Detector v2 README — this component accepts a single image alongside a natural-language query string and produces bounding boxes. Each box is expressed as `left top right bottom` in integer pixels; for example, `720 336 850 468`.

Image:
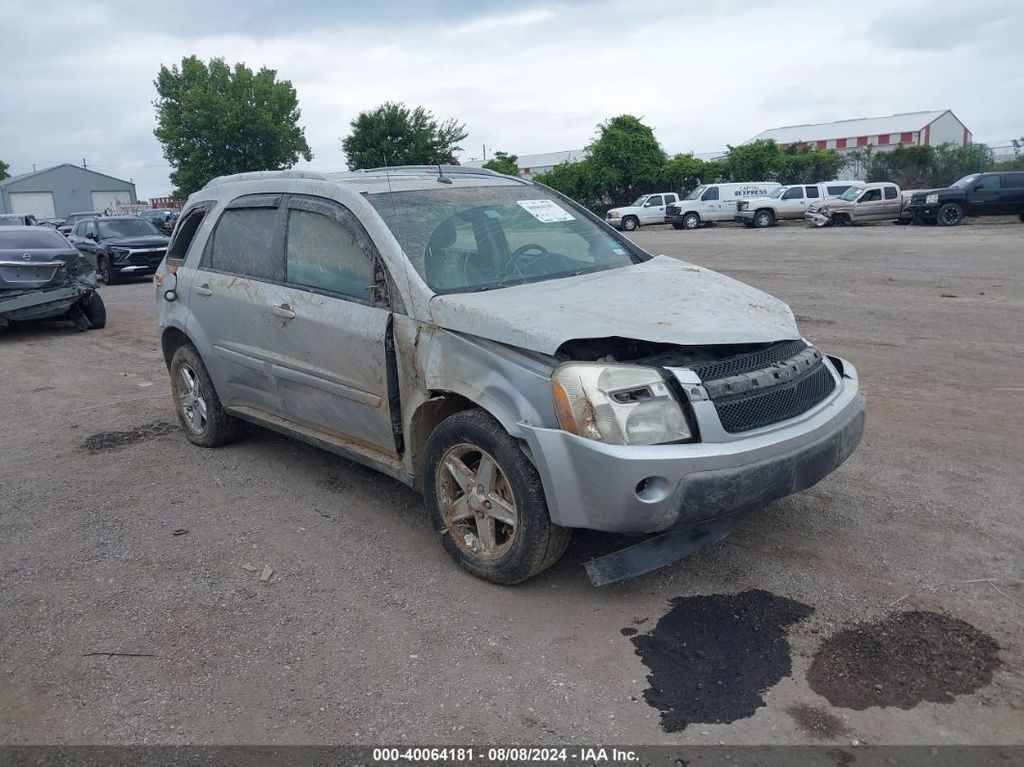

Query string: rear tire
682 212 701 230
936 203 964 226
753 209 775 228
621 216 639 232
424 408 571 585
169 344 243 447
80 291 106 329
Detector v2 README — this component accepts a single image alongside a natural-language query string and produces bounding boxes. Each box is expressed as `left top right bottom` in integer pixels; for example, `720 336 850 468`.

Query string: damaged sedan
154 166 865 585
0 226 105 331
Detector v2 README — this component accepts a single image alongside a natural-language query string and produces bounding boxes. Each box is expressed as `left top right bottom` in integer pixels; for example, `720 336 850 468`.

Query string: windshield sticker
483 209 501 219
516 199 575 223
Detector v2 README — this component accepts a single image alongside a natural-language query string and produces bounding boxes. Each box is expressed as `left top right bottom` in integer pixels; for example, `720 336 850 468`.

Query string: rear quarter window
1002 173 1024 188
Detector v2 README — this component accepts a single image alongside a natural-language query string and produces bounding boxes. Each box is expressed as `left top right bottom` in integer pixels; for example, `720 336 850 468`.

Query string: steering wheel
510 243 550 260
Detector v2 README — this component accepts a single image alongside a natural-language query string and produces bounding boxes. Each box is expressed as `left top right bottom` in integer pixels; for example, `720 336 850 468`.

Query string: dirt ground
1 219 1022 746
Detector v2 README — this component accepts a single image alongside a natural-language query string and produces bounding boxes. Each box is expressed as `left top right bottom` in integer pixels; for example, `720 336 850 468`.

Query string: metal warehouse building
746 109 971 151
0 163 137 218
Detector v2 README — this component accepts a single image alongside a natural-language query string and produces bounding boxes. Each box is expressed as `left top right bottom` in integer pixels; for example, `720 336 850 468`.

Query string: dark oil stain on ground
629 589 813 732
83 421 176 453
807 610 1001 710
785 704 850 740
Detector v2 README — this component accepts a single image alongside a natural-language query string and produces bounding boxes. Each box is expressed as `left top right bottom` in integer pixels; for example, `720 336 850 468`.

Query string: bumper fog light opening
635 476 671 503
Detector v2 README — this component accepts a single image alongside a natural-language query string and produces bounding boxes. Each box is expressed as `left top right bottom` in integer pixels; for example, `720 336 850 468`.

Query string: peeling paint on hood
429 255 800 355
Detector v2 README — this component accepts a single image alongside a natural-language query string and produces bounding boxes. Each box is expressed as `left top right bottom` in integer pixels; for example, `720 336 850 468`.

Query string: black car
58 211 103 236
907 171 1024 226
139 208 179 235
0 226 105 330
68 216 169 284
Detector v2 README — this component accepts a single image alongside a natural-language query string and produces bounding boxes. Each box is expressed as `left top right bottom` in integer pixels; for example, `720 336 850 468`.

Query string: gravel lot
1 219 1022 746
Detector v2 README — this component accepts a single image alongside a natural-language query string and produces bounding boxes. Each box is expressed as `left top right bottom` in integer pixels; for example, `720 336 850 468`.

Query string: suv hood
429 255 799 355
101 235 169 248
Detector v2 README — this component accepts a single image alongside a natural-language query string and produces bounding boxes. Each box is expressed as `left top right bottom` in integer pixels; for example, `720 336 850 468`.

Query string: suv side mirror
86 231 98 241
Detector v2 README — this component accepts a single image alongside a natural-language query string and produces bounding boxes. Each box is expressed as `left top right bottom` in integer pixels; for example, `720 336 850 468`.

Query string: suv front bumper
520 360 864 534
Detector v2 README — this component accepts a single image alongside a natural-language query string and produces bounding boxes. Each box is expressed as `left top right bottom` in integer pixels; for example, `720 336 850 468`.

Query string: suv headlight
551 363 693 445
925 193 939 204
108 246 130 263
737 201 749 211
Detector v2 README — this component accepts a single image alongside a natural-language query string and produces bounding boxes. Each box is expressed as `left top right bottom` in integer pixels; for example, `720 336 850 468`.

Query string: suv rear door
967 174 1003 215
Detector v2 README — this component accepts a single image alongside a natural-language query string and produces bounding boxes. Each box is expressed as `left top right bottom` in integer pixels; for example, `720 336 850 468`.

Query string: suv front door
967 174 1003 216
778 186 806 219
273 195 397 454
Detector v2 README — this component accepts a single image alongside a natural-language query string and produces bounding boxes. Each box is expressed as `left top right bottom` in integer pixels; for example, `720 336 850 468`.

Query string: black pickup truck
907 171 1024 225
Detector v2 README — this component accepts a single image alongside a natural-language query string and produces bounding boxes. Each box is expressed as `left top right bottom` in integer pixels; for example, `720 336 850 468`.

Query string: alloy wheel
436 443 518 561
177 363 209 434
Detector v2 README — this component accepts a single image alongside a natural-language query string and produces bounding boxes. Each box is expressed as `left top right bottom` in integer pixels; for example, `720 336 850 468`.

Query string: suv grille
692 339 809 382
693 340 837 433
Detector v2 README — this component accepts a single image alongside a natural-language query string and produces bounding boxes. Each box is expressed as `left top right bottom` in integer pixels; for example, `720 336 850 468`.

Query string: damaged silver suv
154 166 865 585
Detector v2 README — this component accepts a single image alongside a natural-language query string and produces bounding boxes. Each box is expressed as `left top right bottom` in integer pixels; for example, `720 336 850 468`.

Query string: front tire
682 212 701 230
169 344 243 447
97 255 117 285
753 209 775 228
424 409 570 584
936 203 964 226
621 216 639 232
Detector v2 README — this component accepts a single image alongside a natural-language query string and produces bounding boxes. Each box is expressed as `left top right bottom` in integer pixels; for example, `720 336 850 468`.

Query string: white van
665 182 781 230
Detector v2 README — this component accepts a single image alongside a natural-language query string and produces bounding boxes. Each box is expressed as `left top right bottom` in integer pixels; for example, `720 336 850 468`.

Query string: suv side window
86 220 98 238
701 186 719 201
827 185 850 195
645 195 664 207
285 197 378 303
805 186 820 198
861 189 882 202
782 187 804 200
1003 173 1024 188
884 186 898 200
975 175 1001 191
204 196 284 281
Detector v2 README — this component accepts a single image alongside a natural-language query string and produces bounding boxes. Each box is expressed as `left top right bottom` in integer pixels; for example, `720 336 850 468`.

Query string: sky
2 0 1022 199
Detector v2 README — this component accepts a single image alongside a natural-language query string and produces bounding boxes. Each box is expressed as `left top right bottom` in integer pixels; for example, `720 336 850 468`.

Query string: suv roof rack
354 165 502 177
202 170 329 189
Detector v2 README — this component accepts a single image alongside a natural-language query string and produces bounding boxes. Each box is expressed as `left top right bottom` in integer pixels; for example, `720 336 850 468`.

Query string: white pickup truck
605 192 680 231
734 181 864 228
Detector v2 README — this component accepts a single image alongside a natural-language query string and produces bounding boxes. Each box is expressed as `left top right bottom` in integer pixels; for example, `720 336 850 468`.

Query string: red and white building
744 109 973 178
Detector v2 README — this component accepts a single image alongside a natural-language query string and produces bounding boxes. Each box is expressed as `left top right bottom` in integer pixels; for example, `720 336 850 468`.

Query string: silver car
154 166 865 585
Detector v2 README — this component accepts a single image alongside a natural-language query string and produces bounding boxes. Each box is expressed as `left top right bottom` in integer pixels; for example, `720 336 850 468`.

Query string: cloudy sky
2 0 1022 198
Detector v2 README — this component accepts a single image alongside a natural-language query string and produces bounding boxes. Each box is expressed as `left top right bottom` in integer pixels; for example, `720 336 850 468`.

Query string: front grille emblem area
22 253 32 261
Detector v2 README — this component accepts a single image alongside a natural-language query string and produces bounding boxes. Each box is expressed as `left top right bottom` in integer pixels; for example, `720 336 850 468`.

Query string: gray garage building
0 163 137 218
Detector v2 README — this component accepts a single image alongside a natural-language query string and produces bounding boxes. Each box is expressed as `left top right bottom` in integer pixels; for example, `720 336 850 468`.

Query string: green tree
717 139 841 184
483 151 519 176
534 159 600 209
586 115 667 205
0 158 9 181
866 145 937 187
342 102 467 170
153 56 313 198
660 153 721 194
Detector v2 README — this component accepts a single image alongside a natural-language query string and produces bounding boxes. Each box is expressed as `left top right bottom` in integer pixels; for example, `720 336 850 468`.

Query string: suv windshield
98 218 161 238
629 196 647 207
951 174 981 189
839 187 862 201
367 185 644 294
768 188 785 199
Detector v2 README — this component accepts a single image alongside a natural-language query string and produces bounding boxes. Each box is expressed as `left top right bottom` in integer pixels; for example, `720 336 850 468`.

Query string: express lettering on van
733 187 770 197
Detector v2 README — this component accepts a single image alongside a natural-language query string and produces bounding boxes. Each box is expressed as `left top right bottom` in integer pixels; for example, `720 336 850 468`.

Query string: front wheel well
161 327 192 371
408 392 478 489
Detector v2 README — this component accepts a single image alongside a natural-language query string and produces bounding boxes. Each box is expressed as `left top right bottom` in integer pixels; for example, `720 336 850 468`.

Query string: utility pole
482 144 487 162
82 158 88 169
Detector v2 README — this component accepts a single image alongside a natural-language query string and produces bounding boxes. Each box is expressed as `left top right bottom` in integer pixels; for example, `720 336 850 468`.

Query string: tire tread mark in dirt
806 610 1001 710
82 421 177 453
629 589 813 732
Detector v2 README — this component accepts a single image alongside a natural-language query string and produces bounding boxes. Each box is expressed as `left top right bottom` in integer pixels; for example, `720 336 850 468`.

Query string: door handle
271 304 296 320
195 284 213 297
